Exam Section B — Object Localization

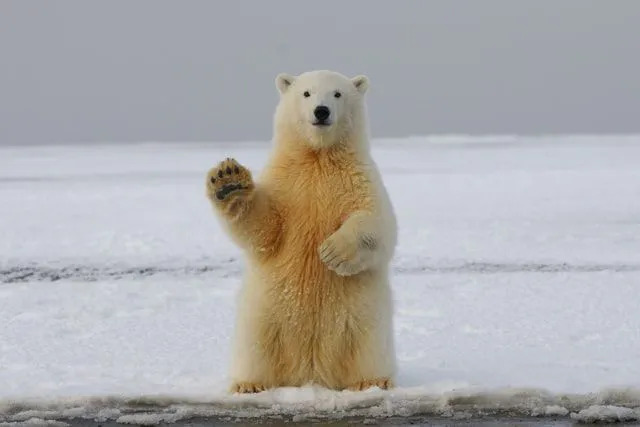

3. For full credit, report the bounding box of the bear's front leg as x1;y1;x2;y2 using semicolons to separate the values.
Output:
318;211;383;276
206;158;282;257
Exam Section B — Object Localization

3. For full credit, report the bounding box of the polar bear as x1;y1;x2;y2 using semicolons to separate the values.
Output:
205;70;397;393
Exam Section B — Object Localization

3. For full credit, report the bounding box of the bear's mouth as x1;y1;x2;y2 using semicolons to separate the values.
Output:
312;120;332;127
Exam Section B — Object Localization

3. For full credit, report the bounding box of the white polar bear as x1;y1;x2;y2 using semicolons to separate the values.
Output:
205;70;398;393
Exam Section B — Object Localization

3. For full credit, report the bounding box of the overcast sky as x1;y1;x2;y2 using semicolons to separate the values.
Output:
1;1;639;145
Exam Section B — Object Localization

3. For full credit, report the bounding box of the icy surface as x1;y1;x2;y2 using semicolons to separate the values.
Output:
1;135;640;423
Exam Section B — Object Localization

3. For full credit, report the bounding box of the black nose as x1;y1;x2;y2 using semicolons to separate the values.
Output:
314;106;330;121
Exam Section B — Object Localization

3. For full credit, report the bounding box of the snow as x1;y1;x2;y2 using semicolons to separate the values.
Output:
1;135;640;424
0;420;69;427
571;405;640;423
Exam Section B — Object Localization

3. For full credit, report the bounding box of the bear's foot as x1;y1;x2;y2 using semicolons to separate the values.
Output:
230;382;267;394
346;377;393;391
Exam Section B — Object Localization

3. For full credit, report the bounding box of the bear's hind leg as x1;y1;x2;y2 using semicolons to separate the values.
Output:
314;315;396;392
228;287;282;393
338;335;395;392
229;322;271;393
229;322;277;393
330;297;396;392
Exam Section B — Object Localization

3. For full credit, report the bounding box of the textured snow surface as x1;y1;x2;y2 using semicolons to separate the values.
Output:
570;405;640;423
1;135;640;424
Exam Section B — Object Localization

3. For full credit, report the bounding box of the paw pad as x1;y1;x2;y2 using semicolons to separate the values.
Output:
207;158;253;202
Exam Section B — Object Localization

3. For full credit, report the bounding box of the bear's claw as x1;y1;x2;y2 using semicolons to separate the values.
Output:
231;382;266;394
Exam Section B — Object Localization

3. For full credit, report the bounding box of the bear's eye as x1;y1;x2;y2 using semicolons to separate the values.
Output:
334;91;342;98
303;91;310;98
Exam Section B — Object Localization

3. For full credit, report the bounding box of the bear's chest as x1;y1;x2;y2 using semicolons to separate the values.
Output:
268;161;370;267
282;166;367;233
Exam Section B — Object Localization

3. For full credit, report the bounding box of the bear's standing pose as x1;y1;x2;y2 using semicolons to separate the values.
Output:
205;70;397;393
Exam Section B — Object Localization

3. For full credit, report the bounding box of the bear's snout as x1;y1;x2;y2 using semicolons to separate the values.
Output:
313;106;331;124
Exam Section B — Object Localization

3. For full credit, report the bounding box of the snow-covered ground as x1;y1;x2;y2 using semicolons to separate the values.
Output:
1;135;640;425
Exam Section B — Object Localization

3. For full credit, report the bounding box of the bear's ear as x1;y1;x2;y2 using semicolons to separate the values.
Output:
351;75;369;94
276;73;295;94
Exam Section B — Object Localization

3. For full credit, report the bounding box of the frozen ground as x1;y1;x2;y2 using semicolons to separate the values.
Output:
1;135;640;425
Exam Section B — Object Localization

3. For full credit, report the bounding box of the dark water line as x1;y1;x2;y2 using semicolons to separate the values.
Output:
2;261;640;284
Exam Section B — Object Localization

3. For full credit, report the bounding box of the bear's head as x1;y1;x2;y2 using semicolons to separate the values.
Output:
274;70;369;150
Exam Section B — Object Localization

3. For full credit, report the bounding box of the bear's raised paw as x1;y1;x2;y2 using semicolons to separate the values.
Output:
206;158;253;202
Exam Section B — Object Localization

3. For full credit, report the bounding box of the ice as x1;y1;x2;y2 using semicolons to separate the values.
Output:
1;135;640;424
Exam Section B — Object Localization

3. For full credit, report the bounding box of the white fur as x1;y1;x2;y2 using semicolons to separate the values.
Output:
274;70;371;150
225;70;398;391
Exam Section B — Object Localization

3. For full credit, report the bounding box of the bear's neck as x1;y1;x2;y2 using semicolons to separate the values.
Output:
272;130;371;164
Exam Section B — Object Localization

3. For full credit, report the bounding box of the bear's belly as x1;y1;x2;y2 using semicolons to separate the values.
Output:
257;258;380;388
271;211;347;293
255;257;384;388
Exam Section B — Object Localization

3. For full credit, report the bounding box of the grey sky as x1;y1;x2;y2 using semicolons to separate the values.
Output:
1;0;639;145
